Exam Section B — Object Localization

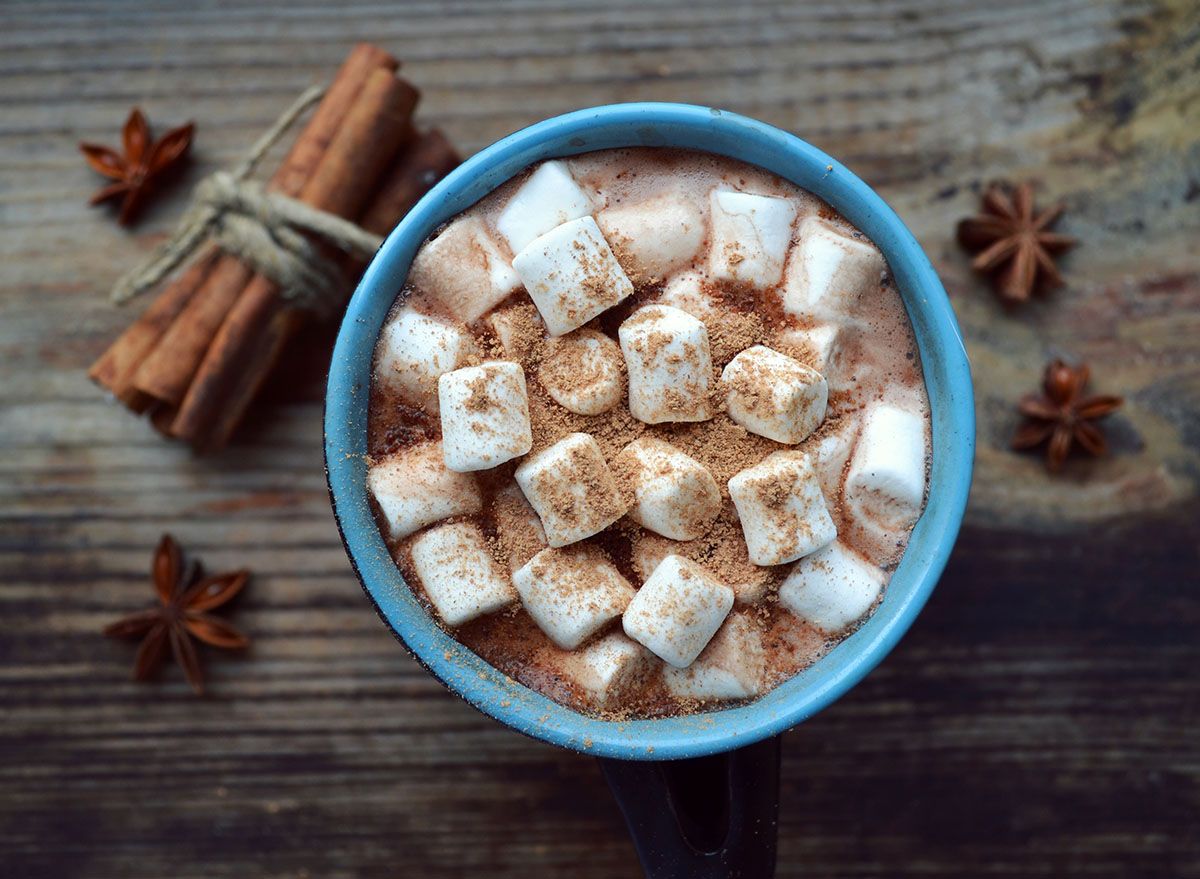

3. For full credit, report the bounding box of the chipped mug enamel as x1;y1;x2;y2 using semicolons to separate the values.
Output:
325;103;974;761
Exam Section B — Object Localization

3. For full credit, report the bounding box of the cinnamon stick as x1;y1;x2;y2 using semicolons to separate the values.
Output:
87;246;220;411
130;256;255;405
194;127;461;450
124;44;399;409
270;44;399;198
148;401;179;437
358;128;460;235
171;69;420;447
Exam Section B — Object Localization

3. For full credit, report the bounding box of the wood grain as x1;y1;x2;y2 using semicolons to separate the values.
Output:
1;1;1198;876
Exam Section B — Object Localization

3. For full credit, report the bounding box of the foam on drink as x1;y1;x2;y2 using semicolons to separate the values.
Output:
365;147;932;719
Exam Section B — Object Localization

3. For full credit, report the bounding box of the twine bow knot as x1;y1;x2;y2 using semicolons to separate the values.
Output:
109;85;385;315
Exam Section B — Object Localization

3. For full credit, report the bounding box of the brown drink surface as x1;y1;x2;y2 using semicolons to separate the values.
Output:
366;147;931;719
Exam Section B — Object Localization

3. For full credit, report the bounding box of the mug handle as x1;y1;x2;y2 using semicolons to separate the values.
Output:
598;734;782;879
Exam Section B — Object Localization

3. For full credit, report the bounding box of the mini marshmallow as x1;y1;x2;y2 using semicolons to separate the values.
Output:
537;329;624;415
623;555;735;668
618;304;713;424
728;451;837;566
491;484;547;571
809;418;857;504
514;433;628;547
777;324;841;375
409;522;516;626
656;270;720;319
438;361;532;472
844;403;927;531
514;546;635;649
778;540;885;632
488;303;546;358
367;441;482;540
512;216;634;336
616;438;721;540
408;215;522;324
722;345;828;444
630;531;771;605
708;190;799;288
374;308;477;411
596;191;705;282
564;633;655;707
631;532;677;583
663;613;765;700
783;217;886;319
497;160;594;254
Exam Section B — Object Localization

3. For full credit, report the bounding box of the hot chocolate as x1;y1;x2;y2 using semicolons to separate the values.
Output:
365;147;931;719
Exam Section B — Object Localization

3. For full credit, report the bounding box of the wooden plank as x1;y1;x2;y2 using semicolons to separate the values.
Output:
1;0;1197;876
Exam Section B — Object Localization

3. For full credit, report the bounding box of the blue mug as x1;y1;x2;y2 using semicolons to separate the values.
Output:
326;103;974;877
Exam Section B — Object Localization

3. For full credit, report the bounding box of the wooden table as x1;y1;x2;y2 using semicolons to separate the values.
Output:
3;1;1198;876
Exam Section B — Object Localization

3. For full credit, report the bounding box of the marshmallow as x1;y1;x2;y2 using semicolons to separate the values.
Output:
564;633;655;707
844;404;927;531
537;329;624;415
708;191;799;288
618;304;714;424
728;451;837;566
656;270;720;319
778;540;885;632
513;546;635;649
630;531;771;605
488;303;546;358
497;160;594;254
438;361;532;472
515;433;628;547
408;215;523;324
491;484;547;571
596;191;706;282
374;308;477;412
809;418;857;504
616;438;721;540
730;576;772;606
722;345;828;444
409;522;516;626
783;217;886;319
631;532;677;582
723;570;772;606
663;613;765;700
367;441;482;540
777;324;840;375
512;216;634;336
622;555;735;668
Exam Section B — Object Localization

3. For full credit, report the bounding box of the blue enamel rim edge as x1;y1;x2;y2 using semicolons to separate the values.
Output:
324;102;975;761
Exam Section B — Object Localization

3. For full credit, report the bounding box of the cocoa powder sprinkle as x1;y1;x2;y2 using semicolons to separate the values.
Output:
363;146;932;723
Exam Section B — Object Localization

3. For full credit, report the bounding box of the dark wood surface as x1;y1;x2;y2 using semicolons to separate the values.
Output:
2;1;1198;877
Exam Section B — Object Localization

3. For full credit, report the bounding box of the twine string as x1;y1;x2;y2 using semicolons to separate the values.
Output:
109;84;384;314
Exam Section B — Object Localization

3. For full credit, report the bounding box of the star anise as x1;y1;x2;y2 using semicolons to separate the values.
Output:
103;534;249;695
79;108;195;226
1012;359;1123;472
957;182;1077;303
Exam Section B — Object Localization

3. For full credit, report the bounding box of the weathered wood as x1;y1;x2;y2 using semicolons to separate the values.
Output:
1;1;1198;877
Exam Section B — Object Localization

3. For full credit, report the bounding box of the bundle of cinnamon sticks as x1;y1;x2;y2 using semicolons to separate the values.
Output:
89;44;460;450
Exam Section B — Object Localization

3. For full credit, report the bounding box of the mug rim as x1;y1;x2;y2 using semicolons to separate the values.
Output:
325;102;974;761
